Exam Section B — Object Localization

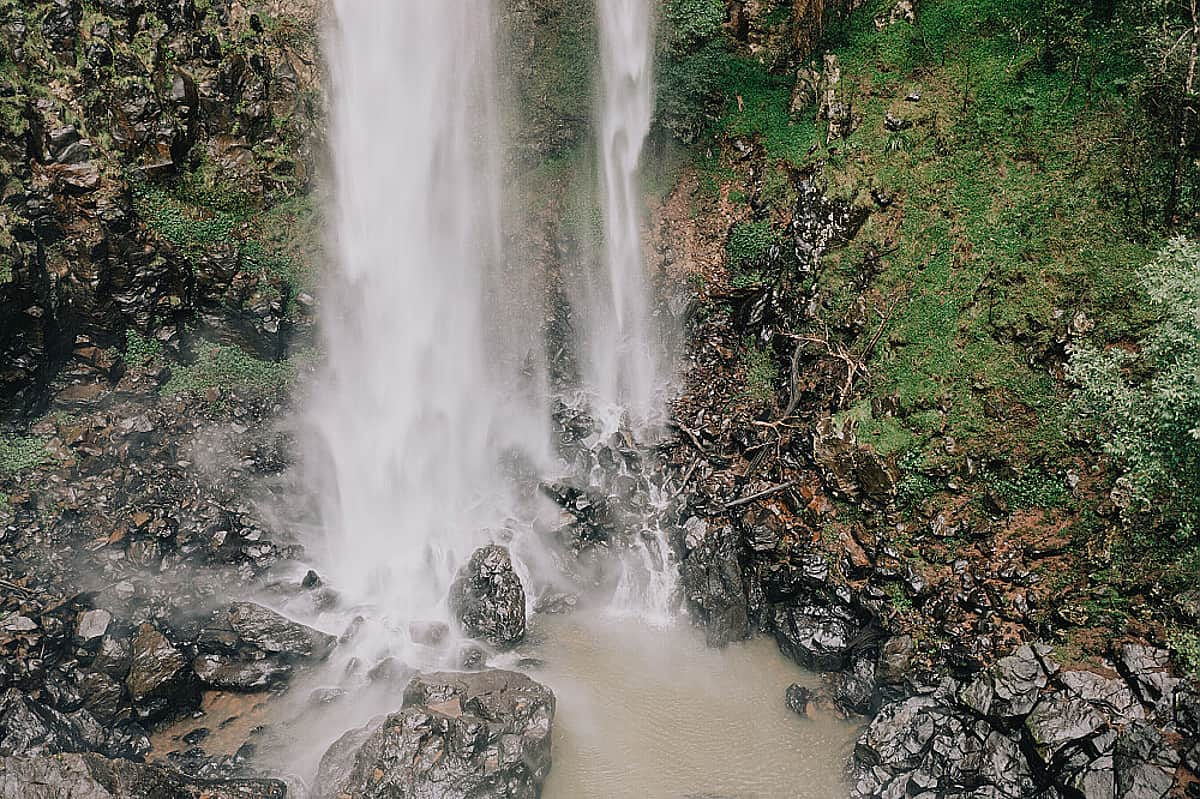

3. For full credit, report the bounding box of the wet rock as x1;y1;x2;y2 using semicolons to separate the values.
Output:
1059;669;1146;725
315;669;555;799
125;624;196;723
0;690;91;757
681;521;749;647
408;621;449;646
785;683;813;717
1114;721;1178;799
812;418;895;502
876;634;915;686
78;673;126;726
192;654;291;692
763;552;829;602
448;545;527;649
1118;644;1178;713
74;610;112;645
0;752;287;798
834;655;877;716
227;602;337;660
850;683;1039;799
959;642;1056;720
92;636;131;680
1025;693;1107;764
770;594;861;671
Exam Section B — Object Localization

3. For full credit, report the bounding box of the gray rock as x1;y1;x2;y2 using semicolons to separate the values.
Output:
1059;669;1146;725
0;752;287;798
448;545;527;649
1114;721;1178;799
1118;644;1178;713
834;656;877;716
681;523;749;647
959;643;1056;720
74;610;112;645
316;669;555;799
192;654;292;692
785;683;812;717
0;690;91;757
1024;693;1107;764
228;602;337;660
876;635;915;686
770;594;860;671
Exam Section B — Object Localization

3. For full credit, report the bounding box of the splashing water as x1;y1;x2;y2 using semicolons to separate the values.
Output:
311;0;550;648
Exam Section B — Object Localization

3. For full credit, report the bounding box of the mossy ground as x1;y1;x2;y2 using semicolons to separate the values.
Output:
686;0;1181;654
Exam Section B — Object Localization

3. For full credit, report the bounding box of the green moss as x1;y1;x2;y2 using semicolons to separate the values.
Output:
124;328;161;368
727;220;776;270
741;341;779;405
0;435;51;475
1169;628;1200;680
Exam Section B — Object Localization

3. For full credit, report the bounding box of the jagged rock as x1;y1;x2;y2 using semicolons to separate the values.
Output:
849;682;1039;799
78;673;126;726
448;545;527;649
959;642;1056;720
92;636;131;679
834;655;877;716
1114;721;1178;799
0;752;287;799
770;593;861;671
763;552;829;601
876;634;915;686
227;602;337;660
315;669;555;799
192;654;292;692
0;690;93;757
681;520;749;647
125;624;196;722
1025;693;1107;764
1118;644;1178;714
1059;669;1146;725
785;683;813;717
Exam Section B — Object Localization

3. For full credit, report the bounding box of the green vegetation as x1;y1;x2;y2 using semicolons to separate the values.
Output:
0;435;51;475
726;220;776;272
124;328;162;368
741;340;779;405
1070;238;1200;539
1169;627;1200;679
657;0;731;141
162;344;298;400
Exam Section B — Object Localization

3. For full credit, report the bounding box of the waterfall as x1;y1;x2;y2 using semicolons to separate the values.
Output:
590;0;679;622
584;0;664;431
311;1;550;643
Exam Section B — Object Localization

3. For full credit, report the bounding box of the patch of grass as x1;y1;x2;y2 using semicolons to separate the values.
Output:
124;328;161;368
0;435;51;475
132;178;240;254
162;344;296;400
727;219;777;271
982;467;1070;510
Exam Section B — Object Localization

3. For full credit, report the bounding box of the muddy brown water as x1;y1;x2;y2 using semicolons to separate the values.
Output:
527;612;858;799
156;611;857;799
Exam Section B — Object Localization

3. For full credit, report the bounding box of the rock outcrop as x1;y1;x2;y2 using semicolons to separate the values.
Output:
315;669;555;799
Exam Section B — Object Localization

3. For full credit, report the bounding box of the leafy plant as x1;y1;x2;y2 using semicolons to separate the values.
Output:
0;435;50;475
741;340;779;405
124;328;161;368
1069;237;1200;539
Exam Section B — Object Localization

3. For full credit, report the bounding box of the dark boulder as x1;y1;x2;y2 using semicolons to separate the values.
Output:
1024;693;1107;765
448;545;527;649
959;643;1056;721
0;752;287;798
833;655;877;716
785;683;813;717
315;669;555;799
770;593;861;671
0;690;94;757
192;654;291;692
680;520;750;647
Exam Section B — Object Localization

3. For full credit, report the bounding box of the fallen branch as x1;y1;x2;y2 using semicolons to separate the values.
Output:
724;479;798;509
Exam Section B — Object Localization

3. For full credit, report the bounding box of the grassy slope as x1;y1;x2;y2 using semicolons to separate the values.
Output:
694;0;1188;656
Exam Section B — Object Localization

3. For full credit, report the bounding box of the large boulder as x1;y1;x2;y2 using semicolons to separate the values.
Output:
449;546;527;649
315;669;555;799
0;690;98;757
680;519;749;647
959;643;1057;721
0;752;286;799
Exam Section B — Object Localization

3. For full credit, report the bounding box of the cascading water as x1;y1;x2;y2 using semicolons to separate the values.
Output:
584;0;663;430
311;0;550;647
588;0;679;622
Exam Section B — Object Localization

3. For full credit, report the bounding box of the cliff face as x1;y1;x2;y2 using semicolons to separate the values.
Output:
0;0;322;417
